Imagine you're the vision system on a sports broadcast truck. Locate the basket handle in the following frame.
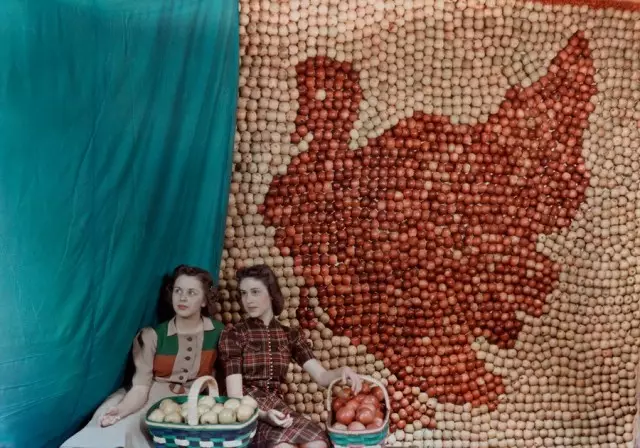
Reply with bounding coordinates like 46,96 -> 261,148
325,374 -> 391,428
186,375 -> 219,426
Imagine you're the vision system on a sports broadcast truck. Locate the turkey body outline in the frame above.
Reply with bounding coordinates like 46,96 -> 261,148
261,31 -> 596,419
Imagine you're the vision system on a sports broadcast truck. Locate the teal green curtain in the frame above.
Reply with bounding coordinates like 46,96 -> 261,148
0,1 -> 238,446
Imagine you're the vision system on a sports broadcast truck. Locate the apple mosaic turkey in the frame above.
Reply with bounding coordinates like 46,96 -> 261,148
262,31 -> 595,429
222,0 -> 640,445
147,396 -> 259,425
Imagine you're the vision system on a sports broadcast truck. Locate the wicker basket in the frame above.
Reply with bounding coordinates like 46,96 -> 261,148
326,375 -> 390,448
145,376 -> 258,448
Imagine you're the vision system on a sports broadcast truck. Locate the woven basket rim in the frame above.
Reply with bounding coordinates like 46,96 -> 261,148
327,420 -> 390,438
145,395 -> 259,430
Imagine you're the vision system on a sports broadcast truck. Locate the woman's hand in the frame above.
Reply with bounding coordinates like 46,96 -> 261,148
261,409 -> 293,428
302,359 -> 362,392
97,385 -> 149,427
99,406 -> 123,427
341,366 -> 362,394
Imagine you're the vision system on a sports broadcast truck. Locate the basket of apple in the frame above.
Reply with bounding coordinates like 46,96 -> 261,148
326,375 -> 390,448
145,376 -> 259,448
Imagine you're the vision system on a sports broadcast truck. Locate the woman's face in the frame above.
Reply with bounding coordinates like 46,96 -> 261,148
239,277 -> 272,319
172,275 -> 206,319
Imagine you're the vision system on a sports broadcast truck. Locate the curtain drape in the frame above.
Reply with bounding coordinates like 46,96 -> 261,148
0,1 -> 238,446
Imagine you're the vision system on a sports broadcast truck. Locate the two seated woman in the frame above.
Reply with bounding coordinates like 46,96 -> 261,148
83,263 -> 359,448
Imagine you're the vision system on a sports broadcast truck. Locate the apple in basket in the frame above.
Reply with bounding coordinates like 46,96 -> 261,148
331,383 -> 386,432
148,396 -> 259,425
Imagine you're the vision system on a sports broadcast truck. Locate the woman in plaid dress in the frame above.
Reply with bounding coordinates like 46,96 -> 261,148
219,264 -> 361,448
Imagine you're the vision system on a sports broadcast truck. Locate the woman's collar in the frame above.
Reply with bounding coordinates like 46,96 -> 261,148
167,316 -> 214,335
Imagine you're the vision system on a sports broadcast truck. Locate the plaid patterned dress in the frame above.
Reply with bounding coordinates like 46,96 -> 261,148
219,318 -> 329,447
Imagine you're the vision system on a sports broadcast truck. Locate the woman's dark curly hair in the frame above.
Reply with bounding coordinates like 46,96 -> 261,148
161,264 -> 218,318
236,264 -> 284,316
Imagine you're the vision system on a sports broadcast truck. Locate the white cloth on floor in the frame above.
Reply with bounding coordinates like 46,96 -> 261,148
61,382 -> 178,448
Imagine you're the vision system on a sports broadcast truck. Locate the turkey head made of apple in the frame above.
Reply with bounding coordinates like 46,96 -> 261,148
261,31 -> 596,422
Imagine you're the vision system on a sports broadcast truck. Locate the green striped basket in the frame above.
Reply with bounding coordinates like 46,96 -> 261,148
145,376 -> 258,448
326,375 -> 390,448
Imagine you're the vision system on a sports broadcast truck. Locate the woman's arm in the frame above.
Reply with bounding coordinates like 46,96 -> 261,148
289,326 -> 362,392
219,326 -> 246,399
116,385 -> 150,415
100,328 -> 157,426
303,359 -> 362,393
100,385 -> 150,426
225,370 -> 291,426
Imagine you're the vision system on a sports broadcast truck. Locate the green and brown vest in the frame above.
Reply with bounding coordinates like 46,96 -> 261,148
152,317 -> 223,382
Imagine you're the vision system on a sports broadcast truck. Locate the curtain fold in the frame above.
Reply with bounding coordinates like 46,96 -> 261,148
0,1 -> 238,446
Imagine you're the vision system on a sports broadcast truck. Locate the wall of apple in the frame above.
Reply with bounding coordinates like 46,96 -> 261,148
213,1 -> 640,446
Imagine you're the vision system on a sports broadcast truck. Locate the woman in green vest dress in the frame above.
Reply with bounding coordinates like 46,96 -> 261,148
67,265 -> 223,448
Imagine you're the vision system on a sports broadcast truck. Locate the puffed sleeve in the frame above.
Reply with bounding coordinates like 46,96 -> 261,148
219,325 -> 246,377
289,327 -> 315,367
131,327 -> 157,387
